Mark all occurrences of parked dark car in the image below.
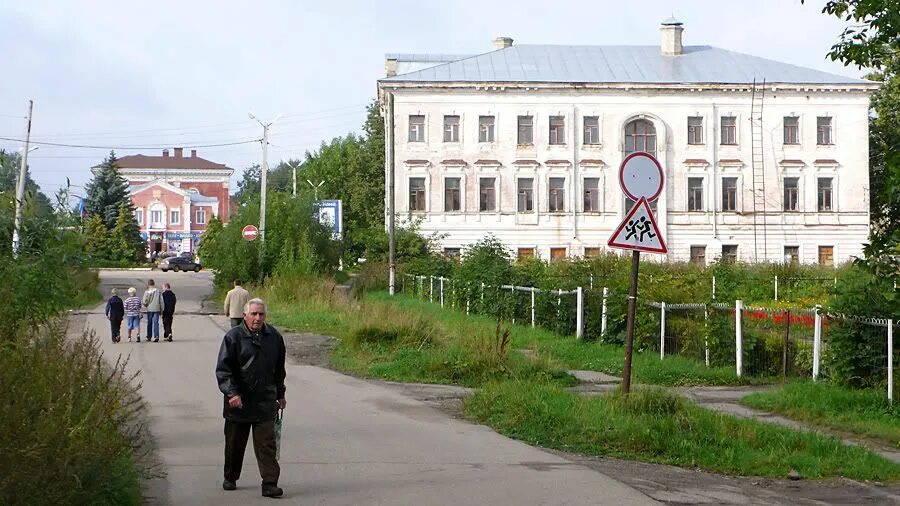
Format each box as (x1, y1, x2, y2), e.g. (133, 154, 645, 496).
(159, 255, 202, 272)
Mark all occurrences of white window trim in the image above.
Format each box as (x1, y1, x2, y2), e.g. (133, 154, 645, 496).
(815, 173, 838, 213)
(685, 174, 708, 212)
(781, 173, 804, 213)
(719, 173, 743, 213)
(406, 172, 430, 214)
(546, 173, 569, 213)
(581, 173, 604, 213)
(816, 113, 836, 146)
(441, 173, 466, 214)
(686, 114, 707, 146)
(782, 113, 803, 147)
(515, 110, 537, 149)
(719, 112, 741, 147)
(581, 111, 603, 147)
(515, 175, 538, 214)
(403, 110, 430, 150)
(407, 113, 427, 144)
(134, 207, 144, 226)
(195, 208, 207, 224)
(170, 209, 181, 225)
(547, 111, 571, 147)
(478, 113, 498, 144)
(440, 109, 464, 145)
(780, 242, 803, 264)
(477, 174, 500, 214)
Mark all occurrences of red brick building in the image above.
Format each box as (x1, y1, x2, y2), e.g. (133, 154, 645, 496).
(117, 148, 234, 255)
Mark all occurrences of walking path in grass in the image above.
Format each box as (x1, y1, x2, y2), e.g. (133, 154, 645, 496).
(560, 364, 900, 464)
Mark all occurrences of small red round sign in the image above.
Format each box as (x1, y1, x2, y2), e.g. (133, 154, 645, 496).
(242, 225, 259, 241)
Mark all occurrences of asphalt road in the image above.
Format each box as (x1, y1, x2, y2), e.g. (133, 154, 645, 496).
(79, 270, 657, 505)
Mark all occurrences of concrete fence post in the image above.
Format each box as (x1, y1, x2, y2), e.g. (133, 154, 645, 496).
(601, 287, 608, 339)
(481, 282, 485, 304)
(712, 275, 717, 301)
(576, 286, 584, 339)
(704, 304, 710, 367)
(660, 301, 666, 359)
(530, 289, 536, 328)
(813, 304, 822, 381)
(590, 274, 594, 291)
(774, 275, 779, 301)
(429, 276, 434, 303)
(439, 277, 445, 308)
(510, 285, 516, 325)
(736, 300, 743, 377)
(889, 320, 894, 404)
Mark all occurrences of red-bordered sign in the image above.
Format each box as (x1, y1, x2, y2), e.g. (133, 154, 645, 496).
(619, 152, 664, 202)
(242, 225, 259, 241)
(607, 197, 668, 254)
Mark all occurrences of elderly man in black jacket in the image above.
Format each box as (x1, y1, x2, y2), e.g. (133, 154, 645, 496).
(215, 297, 286, 498)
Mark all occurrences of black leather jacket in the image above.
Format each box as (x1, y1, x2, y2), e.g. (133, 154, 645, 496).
(215, 322, 286, 423)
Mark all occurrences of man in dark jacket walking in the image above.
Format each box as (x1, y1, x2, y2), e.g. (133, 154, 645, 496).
(161, 283, 177, 342)
(215, 298, 286, 498)
(105, 288, 125, 343)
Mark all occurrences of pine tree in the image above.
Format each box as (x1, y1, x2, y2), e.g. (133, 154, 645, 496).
(85, 151, 135, 229)
(110, 201, 145, 261)
(83, 214, 111, 259)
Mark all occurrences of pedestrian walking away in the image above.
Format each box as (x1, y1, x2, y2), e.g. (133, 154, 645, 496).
(105, 288, 124, 343)
(215, 298, 287, 498)
(224, 279, 250, 328)
(161, 283, 177, 342)
(142, 279, 164, 343)
(124, 287, 142, 342)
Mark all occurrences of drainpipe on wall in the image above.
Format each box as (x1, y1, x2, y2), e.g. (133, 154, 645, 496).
(712, 103, 719, 239)
(572, 104, 579, 240)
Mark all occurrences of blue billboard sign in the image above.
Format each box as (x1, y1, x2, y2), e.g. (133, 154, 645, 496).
(315, 200, 342, 240)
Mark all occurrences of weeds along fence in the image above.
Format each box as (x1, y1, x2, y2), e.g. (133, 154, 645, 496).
(400, 273, 896, 401)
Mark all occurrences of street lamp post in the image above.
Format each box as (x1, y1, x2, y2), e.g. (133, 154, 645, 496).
(306, 179, 325, 202)
(12, 128, 38, 258)
(286, 160, 301, 198)
(248, 112, 282, 241)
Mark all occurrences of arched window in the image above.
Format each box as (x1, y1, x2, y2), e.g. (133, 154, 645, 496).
(624, 119, 656, 155)
(623, 119, 659, 213)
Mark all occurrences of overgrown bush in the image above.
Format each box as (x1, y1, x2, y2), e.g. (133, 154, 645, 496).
(0, 326, 144, 505)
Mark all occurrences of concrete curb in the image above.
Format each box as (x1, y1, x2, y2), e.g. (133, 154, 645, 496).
(89, 267, 155, 272)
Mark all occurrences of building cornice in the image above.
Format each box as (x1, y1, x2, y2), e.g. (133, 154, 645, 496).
(379, 81, 877, 95)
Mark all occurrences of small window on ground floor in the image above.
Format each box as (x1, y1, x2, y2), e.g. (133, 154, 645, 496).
(583, 247, 601, 258)
(550, 247, 567, 262)
(722, 245, 738, 264)
(784, 246, 800, 264)
(517, 248, 535, 261)
(819, 246, 834, 267)
(690, 246, 706, 265)
(443, 248, 461, 261)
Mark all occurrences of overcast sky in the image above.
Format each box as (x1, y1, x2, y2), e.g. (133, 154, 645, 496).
(0, 0, 866, 197)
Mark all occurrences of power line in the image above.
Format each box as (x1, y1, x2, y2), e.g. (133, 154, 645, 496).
(0, 137, 261, 150)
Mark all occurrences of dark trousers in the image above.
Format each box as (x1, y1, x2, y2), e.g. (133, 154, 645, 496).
(224, 420, 280, 485)
(162, 312, 174, 338)
(230, 318, 243, 328)
(110, 317, 122, 340)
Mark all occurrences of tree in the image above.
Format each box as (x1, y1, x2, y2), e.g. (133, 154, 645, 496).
(0, 149, 52, 214)
(84, 151, 134, 229)
(804, 0, 900, 69)
(109, 201, 144, 261)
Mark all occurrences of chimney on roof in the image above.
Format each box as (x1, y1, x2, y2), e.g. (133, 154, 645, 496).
(660, 17, 684, 56)
(162, 149, 169, 157)
(174, 147, 183, 158)
(191, 149, 197, 158)
(493, 36, 514, 49)
(385, 56, 398, 77)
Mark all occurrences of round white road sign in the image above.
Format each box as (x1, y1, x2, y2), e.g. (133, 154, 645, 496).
(619, 152, 664, 202)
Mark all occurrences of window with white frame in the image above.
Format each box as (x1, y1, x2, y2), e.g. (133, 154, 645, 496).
(783, 177, 800, 211)
(408, 115, 425, 142)
(583, 116, 600, 145)
(517, 178, 534, 212)
(150, 209, 164, 226)
(549, 116, 565, 145)
(170, 209, 180, 225)
(517, 116, 533, 145)
(624, 119, 657, 213)
(443, 115, 460, 143)
(687, 116, 703, 145)
(687, 177, 704, 211)
(817, 116, 833, 145)
(409, 177, 426, 211)
(479, 178, 496, 211)
(548, 177, 565, 212)
(784, 246, 800, 264)
(478, 116, 495, 143)
(783, 116, 800, 145)
(583, 177, 600, 211)
(722, 177, 738, 211)
(195, 209, 206, 224)
(721, 116, 737, 145)
(722, 245, 738, 263)
(444, 178, 461, 212)
(818, 177, 833, 211)
(134, 208, 143, 225)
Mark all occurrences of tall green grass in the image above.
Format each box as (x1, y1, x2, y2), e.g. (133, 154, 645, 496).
(464, 381, 900, 480)
(743, 382, 900, 448)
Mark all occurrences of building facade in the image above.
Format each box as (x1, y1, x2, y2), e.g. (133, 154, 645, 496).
(117, 148, 233, 255)
(378, 20, 877, 265)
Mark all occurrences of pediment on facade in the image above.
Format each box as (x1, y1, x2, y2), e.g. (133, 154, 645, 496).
(130, 179, 189, 198)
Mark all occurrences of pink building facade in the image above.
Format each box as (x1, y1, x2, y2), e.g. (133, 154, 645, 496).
(117, 148, 233, 255)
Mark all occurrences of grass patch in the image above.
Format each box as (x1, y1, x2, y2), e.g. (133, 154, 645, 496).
(743, 382, 900, 448)
(365, 292, 760, 387)
(71, 269, 103, 309)
(463, 381, 900, 480)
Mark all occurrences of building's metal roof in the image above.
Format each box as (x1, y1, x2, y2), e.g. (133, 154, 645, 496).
(381, 45, 871, 85)
(190, 193, 218, 203)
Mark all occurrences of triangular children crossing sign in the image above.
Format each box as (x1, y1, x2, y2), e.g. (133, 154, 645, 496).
(607, 197, 668, 254)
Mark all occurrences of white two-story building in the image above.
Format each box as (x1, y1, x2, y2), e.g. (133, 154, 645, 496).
(377, 19, 877, 265)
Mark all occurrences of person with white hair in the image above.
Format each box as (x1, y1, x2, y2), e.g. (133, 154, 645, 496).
(123, 287, 142, 342)
(215, 297, 287, 498)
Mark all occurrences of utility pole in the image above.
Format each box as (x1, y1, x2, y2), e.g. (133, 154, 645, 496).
(386, 92, 396, 295)
(287, 160, 301, 198)
(12, 100, 34, 258)
(249, 113, 281, 241)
